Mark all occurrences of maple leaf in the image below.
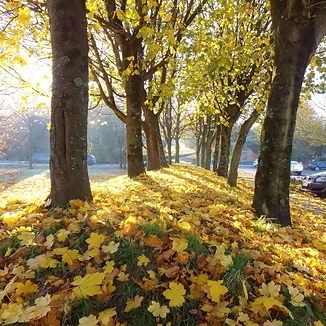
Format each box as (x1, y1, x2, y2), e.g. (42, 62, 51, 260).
(17, 231, 34, 246)
(288, 286, 305, 307)
(163, 282, 186, 307)
(98, 308, 116, 325)
(171, 237, 188, 253)
(263, 320, 284, 326)
(103, 260, 115, 274)
(79, 314, 98, 326)
(253, 295, 285, 311)
(44, 234, 54, 249)
(259, 281, 280, 297)
(86, 232, 106, 249)
(1, 302, 27, 324)
(124, 295, 144, 312)
(57, 229, 70, 242)
(137, 254, 150, 267)
(16, 280, 39, 294)
(207, 280, 228, 303)
(102, 241, 119, 253)
(147, 301, 170, 318)
(25, 294, 51, 320)
(72, 272, 105, 298)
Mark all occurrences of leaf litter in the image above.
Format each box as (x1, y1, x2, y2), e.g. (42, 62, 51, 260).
(0, 164, 325, 325)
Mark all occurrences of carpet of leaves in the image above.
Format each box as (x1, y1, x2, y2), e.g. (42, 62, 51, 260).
(0, 164, 325, 326)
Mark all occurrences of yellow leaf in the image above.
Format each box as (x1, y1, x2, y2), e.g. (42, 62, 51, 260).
(126, 55, 134, 61)
(62, 249, 80, 265)
(1, 302, 27, 324)
(72, 272, 105, 298)
(207, 280, 228, 303)
(147, 301, 170, 318)
(259, 281, 280, 297)
(263, 320, 284, 326)
(16, 280, 39, 294)
(25, 294, 51, 320)
(44, 234, 54, 249)
(314, 322, 324, 326)
(171, 237, 188, 253)
(137, 254, 150, 267)
(57, 229, 70, 242)
(78, 314, 98, 326)
(103, 260, 115, 274)
(253, 295, 284, 310)
(86, 232, 106, 249)
(17, 231, 34, 246)
(124, 295, 144, 312)
(39, 256, 59, 269)
(163, 282, 186, 307)
(102, 241, 119, 253)
(98, 308, 116, 325)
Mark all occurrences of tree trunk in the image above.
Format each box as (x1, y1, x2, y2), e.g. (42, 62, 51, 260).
(253, 0, 326, 226)
(47, 0, 92, 206)
(217, 124, 232, 177)
(212, 123, 221, 172)
(143, 108, 168, 170)
(228, 109, 260, 187)
(175, 138, 180, 163)
(125, 72, 145, 177)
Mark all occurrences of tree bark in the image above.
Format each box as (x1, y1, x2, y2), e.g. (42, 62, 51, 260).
(125, 72, 145, 177)
(228, 109, 260, 187)
(47, 0, 92, 206)
(143, 107, 168, 170)
(216, 124, 232, 177)
(253, 0, 326, 226)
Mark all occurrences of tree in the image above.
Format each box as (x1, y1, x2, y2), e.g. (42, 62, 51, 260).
(253, 0, 326, 226)
(178, 0, 272, 178)
(292, 99, 326, 163)
(89, 0, 208, 176)
(47, 0, 92, 206)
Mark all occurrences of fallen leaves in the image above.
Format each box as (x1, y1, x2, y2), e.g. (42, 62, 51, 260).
(0, 164, 326, 325)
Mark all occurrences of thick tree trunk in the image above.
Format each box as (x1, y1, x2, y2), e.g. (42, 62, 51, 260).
(125, 73, 145, 177)
(253, 0, 326, 226)
(228, 109, 259, 187)
(48, 0, 92, 206)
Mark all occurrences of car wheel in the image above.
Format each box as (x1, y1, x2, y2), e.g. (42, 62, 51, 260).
(314, 166, 320, 171)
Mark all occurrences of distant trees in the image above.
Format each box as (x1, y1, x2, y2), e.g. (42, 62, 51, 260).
(293, 100, 326, 163)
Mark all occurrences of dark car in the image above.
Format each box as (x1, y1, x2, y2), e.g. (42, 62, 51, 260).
(87, 154, 97, 165)
(301, 172, 326, 195)
(307, 161, 326, 171)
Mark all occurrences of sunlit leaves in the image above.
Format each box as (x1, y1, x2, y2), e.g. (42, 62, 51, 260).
(148, 301, 170, 318)
(1, 164, 326, 324)
(72, 273, 105, 298)
(163, 282, 186, 307)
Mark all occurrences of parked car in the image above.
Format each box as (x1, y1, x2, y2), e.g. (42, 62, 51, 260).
(252, 159, 303, 175)
(87, 154, 97, 165)
(301, 172, 326, 195)
(290, 161, 304, 175)
(307, 161, 326, 171)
